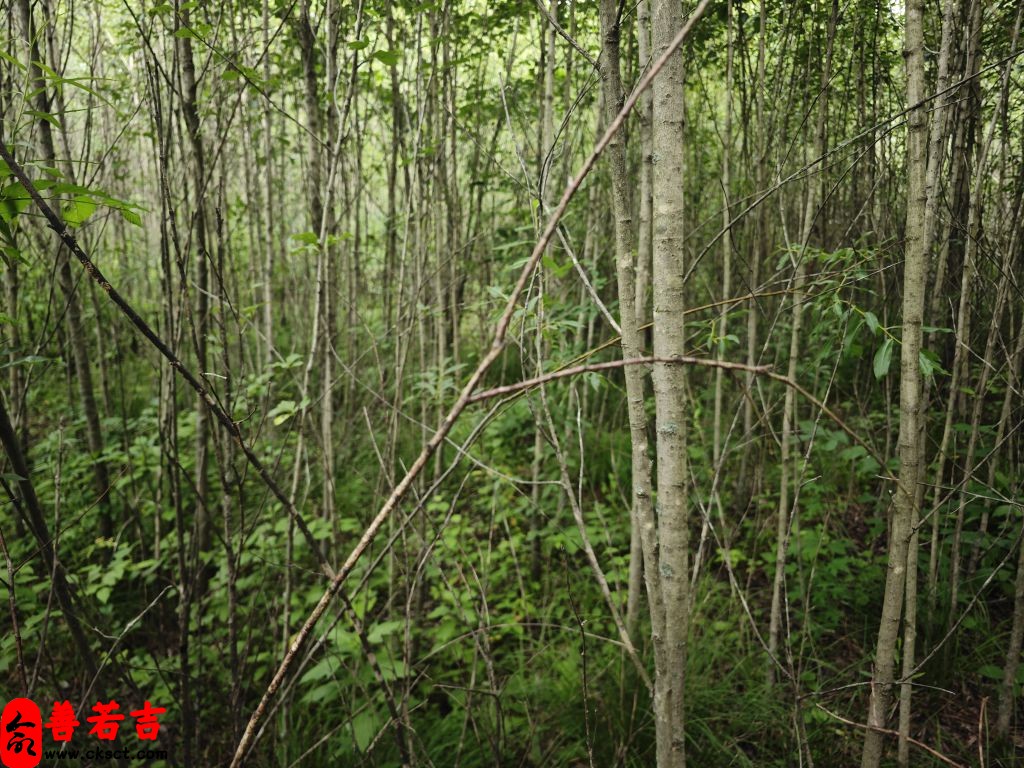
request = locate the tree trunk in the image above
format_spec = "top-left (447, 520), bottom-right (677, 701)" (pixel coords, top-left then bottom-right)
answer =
top-left (651, 0), bottom-right (691, 764)
top-left (861, 0), bottom-right (928, 763)
top-left (17, 0), bottom-right (113, 539)
top-left (768, 0), bottom-right (838, 686)
top-left (598, 0), bottom-right (659, 659)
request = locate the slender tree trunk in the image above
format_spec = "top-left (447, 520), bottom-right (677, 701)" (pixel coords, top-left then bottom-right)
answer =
top-left (995, 316), bottom-right (1024, 739)
top-left (861, 0), bottom-right (928, 763)
top-left (530, 1), bottom-right (558, 585)
top-left (17, 0), bottom-right (113, 539)
top-left (768, 0), bottom-right (837, 685)
top-left (711, 0), bottom-right (733, 541)
top-left (598, 0), bottom-right (658, 658)
top-left (926, 0), bottom-right (983, 603)
top-left (628, 0), bottom-right (657, 635)
top-left (321, 0), bottom-right (341, 536)
top-left (261, 0), bottom-right (275, 368)
top-left (737, 0), bottom-right (766, 510)
top-left (946, 7), bottom-right (1019, 631)
top-left (908, 0), bottom-right (954, 635)
top-left (635, 0), bottom-right (654, 340)
top-left (176, 6), bottom-right (216, 608)
top-left (651, 0), bottom-right (691, 764)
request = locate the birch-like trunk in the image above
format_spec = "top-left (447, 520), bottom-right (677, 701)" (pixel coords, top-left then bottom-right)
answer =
top-left (861, 0), bottom-right (927, 763)
top-left (598, 0), bottom-right (659, 659)
top-left (651, 0), bottom-right (691, 764)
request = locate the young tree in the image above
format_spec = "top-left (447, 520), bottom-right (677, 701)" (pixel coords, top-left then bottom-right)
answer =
top-left (650, 0), bottom-right (692, 764)
top-left (861, 0), bottom-right (928, 764)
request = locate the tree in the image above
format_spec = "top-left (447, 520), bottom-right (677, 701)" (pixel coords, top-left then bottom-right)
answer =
top-left (861, 0), bottom-right (928, 763)
top-left (650, 0), bottom-right (693, 764)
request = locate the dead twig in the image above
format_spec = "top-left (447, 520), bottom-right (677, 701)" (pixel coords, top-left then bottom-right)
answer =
top-left (814, 703), bottom-right (966, 768)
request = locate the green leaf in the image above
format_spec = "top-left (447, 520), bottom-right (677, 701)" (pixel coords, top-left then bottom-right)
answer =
top-left (51, 182), bottom-right (91, 195)
top-left (0, 49), bottom-right (26, 71)
top-left (301, 656), bottom-right (336, 683)
top-left (301, 682), bottom-right (339, 704)
top-left (919, 348), bottom-right (946, 378)
top-left (366, 620), bottom-right (404, 644)
top-left (0, 354), bottom-right (49, 369)
top-left (268, 399), bottom-right (297, 425)
top-left (291, 231), bottom-right (319, 246)
top-left (372, 50), bottom-right (401, 66)
top-left (919, 350), bottom-right (934, 378)
top-left (348, 40), bottom-right (370, 50)
top-left (58, 76), bottom-right (107, 103)
top-left (119, 207), bottom-right (142, 227)
top-left (377, 657), bottom-right (407, 681)
top-left (978, 664), bottom-right (1002, 681)
top-left (27, 109), bottom-right (61, 128)
top-left (873, 338), bottom-right (893, 380)
top-left (352, 711), bottom-right (378, 751)
top-left (0, 182), bottom-right (31, 221)
top-left (33, 60), bottom-right (62, 83)
top-left (863, 311), bottom-right (879, 336)
top-left (63, 195), bottom-right (97, 226)
top-left (0, 223), bottom-right (15, 250)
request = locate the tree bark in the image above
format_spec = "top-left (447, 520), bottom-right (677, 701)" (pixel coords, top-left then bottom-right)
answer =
top-left (651, 0), bottom-right (691, 764)
top-left (598, 0), bottom-right (659, 659)
top-left (861, 0), bottom-right (928, 763)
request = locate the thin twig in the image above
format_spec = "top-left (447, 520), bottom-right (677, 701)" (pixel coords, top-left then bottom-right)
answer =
top-left (0, 524), bottom-right (28, 694)
top-left (469, 356), bottom-right (772, 403)
top-left (467, 354), bottom-right (892, 483)
top-left (562, 546), bottom-right (596, 768)
top-left (813, 704), bottom-right (965, 768)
